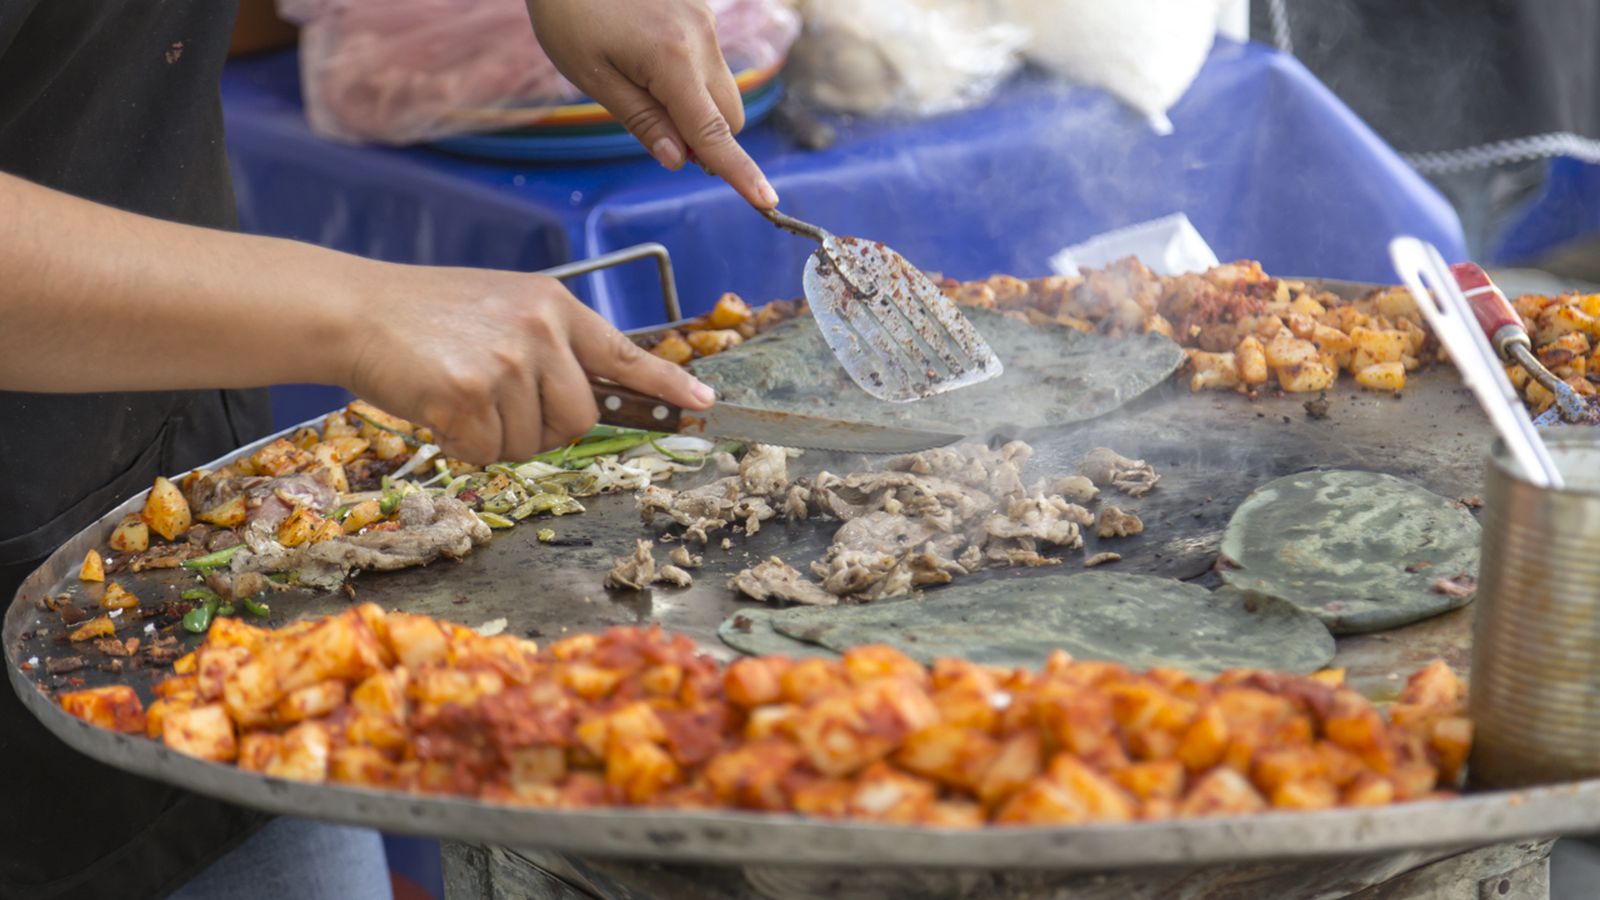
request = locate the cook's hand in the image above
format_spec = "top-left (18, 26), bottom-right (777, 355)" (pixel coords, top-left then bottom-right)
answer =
top-left (525, 0), bottom-right (778, 209)
top-left (345, 265), bottom-right (716, 465)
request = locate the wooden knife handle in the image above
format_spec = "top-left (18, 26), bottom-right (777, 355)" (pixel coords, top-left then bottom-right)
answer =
top-left (590, 381), bottom-right (682, 432)
top-left (1450, 262), bottom-right (1529, 357)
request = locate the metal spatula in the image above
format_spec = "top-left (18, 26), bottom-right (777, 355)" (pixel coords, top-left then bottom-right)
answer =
top-left (762, 208), bottom-right (1004, 402)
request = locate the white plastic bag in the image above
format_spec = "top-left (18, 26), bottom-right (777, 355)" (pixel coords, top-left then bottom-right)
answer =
top-left (1050, 214), bottom-right (1219, 277)
top-left (784, 0), bottom-right (1028, 117)
top-left (999, 0), bottom-right (1231, 133)
top-left (278, 0), bottom-right (801, 144)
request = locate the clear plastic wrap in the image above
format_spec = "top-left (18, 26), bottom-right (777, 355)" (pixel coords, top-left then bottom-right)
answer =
top-left (783, 0), bottom-right (1027, 117)
top-left (278, 0), bottom-right (800, 144)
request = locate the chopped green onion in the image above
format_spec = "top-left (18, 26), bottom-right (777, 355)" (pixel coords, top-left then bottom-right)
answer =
top-left (242, 597), bottom-right (271, 618)
top-left (181, 545), bottom-right (241, 573)
top-left (180, 587), bottom-right (223, 604)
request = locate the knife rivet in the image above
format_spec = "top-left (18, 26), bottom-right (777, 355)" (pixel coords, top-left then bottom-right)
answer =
top-left (652, 405), bottom-right (669, 421)
top-left (604, 396), bottom-right (622, 412)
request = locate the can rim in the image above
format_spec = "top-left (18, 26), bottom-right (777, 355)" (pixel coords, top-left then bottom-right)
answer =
top-left (1489, 430), bottom-right (1600, 497)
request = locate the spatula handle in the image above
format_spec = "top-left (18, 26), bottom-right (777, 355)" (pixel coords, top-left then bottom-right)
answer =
top-left (590, 381), bottom-right (682, 433)
top-left (1451, 263), bottom-right (1529, 358)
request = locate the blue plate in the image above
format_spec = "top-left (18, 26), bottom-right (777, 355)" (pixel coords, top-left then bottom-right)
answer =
top-left (431, 79), bottom-right (783, 163)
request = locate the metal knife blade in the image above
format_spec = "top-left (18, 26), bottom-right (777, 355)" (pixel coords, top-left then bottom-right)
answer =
top-left (590, 381), bottom-right (961, 453)
top-left (680, 402), bottom-right (963, 453)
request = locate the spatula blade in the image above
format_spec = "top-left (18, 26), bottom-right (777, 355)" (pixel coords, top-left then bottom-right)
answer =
top-left (802, 236), bottom-right (1003, 402)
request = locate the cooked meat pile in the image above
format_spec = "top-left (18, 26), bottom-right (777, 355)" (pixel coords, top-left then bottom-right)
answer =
top-left (235, 491), bottom-right (489, 590)
top-left (60, 608), bottom-right (1472, 826)
top-left (603, 540), bottom-right (695, 590)
top-left (640, 443), bottom-right (1157, 603)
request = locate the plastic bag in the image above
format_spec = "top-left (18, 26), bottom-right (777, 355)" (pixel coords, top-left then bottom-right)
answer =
top-left (1049, 214), bottom-right (1219, 278)
top-left (999, 0), bottom-right (1231, 134)
top-left (278, 0), bottom-right (801, 144)
top-left (783, 0), bottom-right (1027, 117)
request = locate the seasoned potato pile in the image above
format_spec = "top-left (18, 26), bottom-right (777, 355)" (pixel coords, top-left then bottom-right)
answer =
top-left (940, 258), bottom-right (1435, 396)
top-left (1504, 291), bottom-right (1600, 415)
top-left (62, 609), bottom-right (1468, 826)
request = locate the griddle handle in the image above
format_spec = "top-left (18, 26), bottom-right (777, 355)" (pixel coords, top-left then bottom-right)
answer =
top-left (590, 381), bottom-right (683, 433)
top-left (1451, 263), bottom-right (1528, 358)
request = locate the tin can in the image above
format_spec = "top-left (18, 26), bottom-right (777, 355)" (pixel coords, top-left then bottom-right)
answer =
top-left (1469, 431), bottom-right (1600, 788)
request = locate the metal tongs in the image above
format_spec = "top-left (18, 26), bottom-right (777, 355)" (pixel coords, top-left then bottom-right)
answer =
top-left (760, 207), bottom-right (1004, 402)
top-left (1390, 237), bottom-right (1564, 489)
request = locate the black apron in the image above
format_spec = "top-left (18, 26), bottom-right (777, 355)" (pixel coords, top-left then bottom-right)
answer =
top-left (0, 1), bottom-right (275, 897)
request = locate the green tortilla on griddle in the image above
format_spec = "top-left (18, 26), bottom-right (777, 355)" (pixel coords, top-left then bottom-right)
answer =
top-left (690, 309), bottom-right (1186, 434)
top-left (723, 572), bottom-right (1334, 676)
top-left (717, 606), bottom-right (839, 659)
top-left (1218, 469), bottom-right (1480, 635)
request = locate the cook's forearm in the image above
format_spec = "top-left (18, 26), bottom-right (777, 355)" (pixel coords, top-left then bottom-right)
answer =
top-left (0, 171), bottom-right (371, 393)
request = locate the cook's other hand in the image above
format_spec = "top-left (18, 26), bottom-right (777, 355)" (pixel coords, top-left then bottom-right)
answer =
top-left (348, 267), bottom-right (716, 465)
top-left (525, 0), bottom-right (778, 209)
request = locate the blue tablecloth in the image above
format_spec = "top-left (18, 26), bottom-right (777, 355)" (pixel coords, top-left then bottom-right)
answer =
top-left (224, 40), bottom-right (1462, 321)
top-left (224, 39), bottom-right (1464, 426)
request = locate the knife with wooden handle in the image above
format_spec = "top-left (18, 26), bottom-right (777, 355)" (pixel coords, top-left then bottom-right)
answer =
top-left (590, 381), bottom-right (961, 453)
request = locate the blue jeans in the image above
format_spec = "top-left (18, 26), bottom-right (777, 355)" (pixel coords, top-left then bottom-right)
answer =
top-left (166, 817), bottom-right (392, 900)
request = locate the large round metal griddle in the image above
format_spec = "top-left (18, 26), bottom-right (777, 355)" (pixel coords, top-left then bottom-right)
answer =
top-left (8, 280), bottom-right (1593, 871)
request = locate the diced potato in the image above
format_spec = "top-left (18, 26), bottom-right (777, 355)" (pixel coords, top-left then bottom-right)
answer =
top-left (277, 508), bottom-right (338, 548)
top-left (894, 724), bottom-right (1000, 791)
top-left (249, 438), bottom-right (314, 477)
top-left (1187, 351), bottom-right (1239, 392)
top-left (1309, 668), bottom-right (1346, 688)
top-left (575, 701), bottom-right (667, 758)
top-left (1235, 336), bottom-right (1268, 385)
top-left (1271, 778), bottom-right (1338, 810)
top-left (309, 445), bottom-right (350, 494)
top-left (385, 612), bottom-right (450, 668)
top-left (685, 329), bottom-right (743, 357)
top-left (1143, 313), bottom-right (1175, 339)
top-left (1350, 327), bottom-right (1409, 364)
top-left (69, 615), bottom-right (116, 642)
top-left (326, 745), bottom-right (400, 788)
top-left (706, 293), bottom-right (752, 329)
top-left (606, 738), bottom-right (682, 803)
top-left (79, 549), bottom-right (105, 583)
top-left (1506, 365), bottom-right (1530, 390)
top-left (724, 657), bottom-right (789, 708)
top-left (59, 685), bottom-right (146, 734)
top-left (1275, 361), bottom-right (1336, 393)
top-left (289, 427), bottom-right (320, 450)
top-left (650, 332), bottom-right (694, 365)
top-left (141, 477), bottom-right (192, 542)
top-left (276, 680), bottom-right (348, 724)
top-left (975, 731), bottom-right (1043, 807)
top-left (1355, 361), bottom-right (1406, 392)
top-left (1525, 379), bottom-right (1555, 413)
top-left (1264, 333), bottom-right (1320, 370)
top-left (1289, 294), bottom-right (1327, 318)
top-left (349, 400), bottom-right (414, 436)
top-left (101, 581), bottom-right (139, 610)
top-left (1374, 288), bottom-right (1419, 321)
top-left (370, 430), bottom-right (408, 461)
top-left (108, 514), bottom-right (149, 553)
top-left (341, 499), bottom-right (384, 534)
top-left (197, 494), bottom-right (247, 528)
top-left (1554, 304), bottom-right (1600, 338)
top-left (319, 436), bottom-right (371, 463)
top-left (321, 411), bottom-right (359, 439)
top-left (162, 703), bottom-right (238, 763)
top-left (1111, 760), bottom-right (1185, 800)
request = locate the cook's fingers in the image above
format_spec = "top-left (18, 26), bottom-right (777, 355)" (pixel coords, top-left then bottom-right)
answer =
top-left (569, 306), bottom-right (715, 410)
top-left (429, 402), bottom-right (506, 467)
top-left (655, 66), bottom-right (775, 208)
top-left (493, 364), bottom-right (547, 463)
top-left (585, 69), bottom-right (689, 171)
top-left (536, 350), bottom-right (601, 451)
top-left (699, 31), bottom-right (746, 137)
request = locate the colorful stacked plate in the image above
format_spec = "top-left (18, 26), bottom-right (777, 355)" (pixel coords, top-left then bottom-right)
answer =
top-left (430, 63), bottom-right (783, 163)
